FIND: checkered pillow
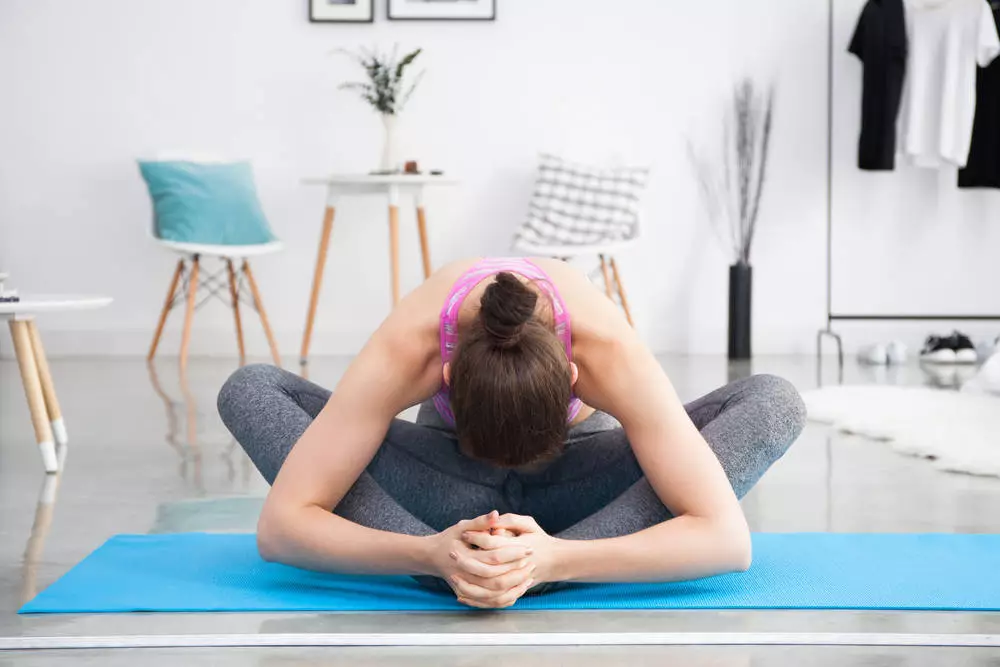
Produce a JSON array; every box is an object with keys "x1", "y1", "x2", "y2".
[{"x1": 517, "y1": 154, "x2": 648, "y2": 248}]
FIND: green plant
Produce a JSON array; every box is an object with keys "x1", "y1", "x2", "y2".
[{"x1": 335, "y1": 45, "x2": 424, "y2": 115}]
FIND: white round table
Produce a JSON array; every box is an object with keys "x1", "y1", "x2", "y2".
[{"x1": 2, "y1": 295, "x2": 113, "y2": 473}]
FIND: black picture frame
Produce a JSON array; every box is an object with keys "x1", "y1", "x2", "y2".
[
  {"x1": 387, "y1": 0, "x2": 496, "y2": 21},
  {"x1": 309, "y1": 0, "x2": 375, "y2": 23}
]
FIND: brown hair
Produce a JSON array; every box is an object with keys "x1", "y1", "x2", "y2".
[{"x1": 449, "y1": 272, "x2": 572, "y2": 468}]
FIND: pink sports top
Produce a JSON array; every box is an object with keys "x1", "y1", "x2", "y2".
[{"x1": 432, "y1": 258, "x2": 584, "y2": 428}]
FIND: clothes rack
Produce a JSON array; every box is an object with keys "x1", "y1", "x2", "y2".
[{"x1": 817, "y1": 0, "x2": 1000, "y2": 371}]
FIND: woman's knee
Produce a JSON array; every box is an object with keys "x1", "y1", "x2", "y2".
[
  {"x1": 217, "y1": 363, "x2": 285, "y2": 426},
  {"x1": 743, "y1": 374, "x2": 807, "y2": 454}
]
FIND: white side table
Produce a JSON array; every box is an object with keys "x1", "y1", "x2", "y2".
[
  {"x1": 299, "y1": 174, "x2": 459, "y2": 365},
  {"x1": 1, "y1": 295, "x2": 113, "y2": 473}
]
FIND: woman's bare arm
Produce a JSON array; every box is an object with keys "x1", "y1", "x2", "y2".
[
  {"x1": 255, "y1": 279, "x2": 448, "y2": 576},
  {"x1": 541, "y1": 261, "x2": 752, "y2": 582}
]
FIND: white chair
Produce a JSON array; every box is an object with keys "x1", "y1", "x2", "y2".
[
  {"x1": 512, "y1": 154, "x2": 647, "y2": 326},
  {"x1": 143, "y1": 153, "x2": 283, "y2": 371}
]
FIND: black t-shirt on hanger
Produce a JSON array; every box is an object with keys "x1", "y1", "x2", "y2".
[
  {"x1": 849, "y1": 0, "x2": 908, "y2": 171},
  {"x1": 959, "y1": 2, "x2": 1000, "y2": 188}
]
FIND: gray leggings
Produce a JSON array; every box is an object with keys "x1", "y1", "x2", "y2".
[{"x1": 218, "y1": 365, "x2": 806, "y2": 541}]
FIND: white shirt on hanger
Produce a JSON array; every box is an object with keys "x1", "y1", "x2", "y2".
[{"x1": 898, "y1": 0, "x2": 1000, "y2": 168}]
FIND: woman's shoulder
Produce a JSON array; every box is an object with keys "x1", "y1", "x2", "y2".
[
  {"x1": 532, "y1": 258, "x2": 634, "y2": 345},
  {"x1": 384, "y1": 255, "x2": 624, "y2": 334},
  {"x1": 376, "y1": 258, "x2": 480, "y2": 351}
]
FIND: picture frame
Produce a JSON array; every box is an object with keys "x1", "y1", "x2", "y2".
[
  {"x1": 387, "y1": 0, "x2": 496, "y2": 22},
  {"x1": 309, "y1": 0, "x2": 374, "y2": 23}
]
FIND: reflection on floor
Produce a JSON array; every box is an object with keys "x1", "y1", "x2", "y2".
[
  {"x1": 145, "y1": 361, "x2": 254, "y2": 496},
  {"x1": 1, "y1": 355, "x2": 999, "y2": 666}
]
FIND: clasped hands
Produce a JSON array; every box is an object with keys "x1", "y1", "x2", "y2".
[{"x1": 429, "y1": 510, "x2": 557, "y2": 609}]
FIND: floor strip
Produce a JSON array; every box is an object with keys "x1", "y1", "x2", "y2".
[{"x1": 2, "y1": 632, "x2": 999, "y2": 650}]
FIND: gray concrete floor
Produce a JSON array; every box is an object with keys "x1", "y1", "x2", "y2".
[{"x1": 1, "y1": 354, "x2": 999, "y2": 665}]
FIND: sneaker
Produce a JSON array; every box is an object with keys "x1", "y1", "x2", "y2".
[
  {"x1": 920, "y1": 335, "x2": 956, "y2": 364},
  {"x1": 949, "y1": 331, "x2": 978, "y2": 364},
  {"x1": 885, "y1": 341, "x2": 908, "y2": 365},
  {"x1": 857, "y1": 343, "x2": 888, "y2": 365}
]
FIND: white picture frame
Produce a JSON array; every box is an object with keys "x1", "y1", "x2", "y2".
[
  {"x1": 387, "y1": 0, "x2": 496, "y2": 21},
  {"x1": 310, "y1": 0, "x2": 374, "y2": 23}
]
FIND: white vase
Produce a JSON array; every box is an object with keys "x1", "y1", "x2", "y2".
[{"x1": 379, "y1": 114, "x2": 399, "y2": 173}]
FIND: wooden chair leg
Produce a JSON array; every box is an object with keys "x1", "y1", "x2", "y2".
[
  {"x1": 599, "y1": 254, "x2": 614, "y2": 300},
  {"x1": 226, "y1": 259, "x2": 246, "y2": 365},
  {"x1": 243, "y1": 260, "x2": 282, "y2": 367},
  {"x1": 301, "y1": 206, "x2": 336, "y2": 365},
  {"x1": 389, "y1": 205, "x2": 401, "y2": 305},
  {"x1": 26, "y1": 320, "x2": 66, "y2": 446},
  {"x1": 148, "y1": 259, "x2": 185, "y2": 361},
  {"x1": 179, "y1": 255, "x2": 200, "y2": 374},
  {"x1": 609, "y1": 257, "x2": 635, "y2": 327},
  {"x1": 416, "y1": 206, "x2": 432, "y2": 279},
  {"x1": 9, "y1": 320, "x2": 58, "y2": 473}
]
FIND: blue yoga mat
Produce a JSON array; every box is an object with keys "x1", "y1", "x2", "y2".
[{"x1": 20, "y1": 533, "x2": 1000, "y2": 614}]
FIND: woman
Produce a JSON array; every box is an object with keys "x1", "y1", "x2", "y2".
[{"x1": 218, "y1": 257, "x2": 805, "y2": 609}]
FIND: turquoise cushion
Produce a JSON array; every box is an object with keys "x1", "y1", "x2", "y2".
[{"x1": 138, "y1": 161, "x2": 276, "y2": 246}]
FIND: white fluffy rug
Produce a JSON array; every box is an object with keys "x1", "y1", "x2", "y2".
[{"x1": 802, "y1": 384, "x2": 1000, "y2": 477}]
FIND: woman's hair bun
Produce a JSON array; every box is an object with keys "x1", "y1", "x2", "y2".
[{"x1": 479, "y1": 272, "x2": 537, "y2": 349}]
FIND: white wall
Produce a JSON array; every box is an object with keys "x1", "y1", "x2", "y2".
[{"x1": 0, "y1": 0, "x2": 992, "y2": 359}]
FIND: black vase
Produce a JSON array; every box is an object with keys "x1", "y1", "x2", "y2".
[{"x1": 728, "y1": 263, "x2": 752, "y2": 360}]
